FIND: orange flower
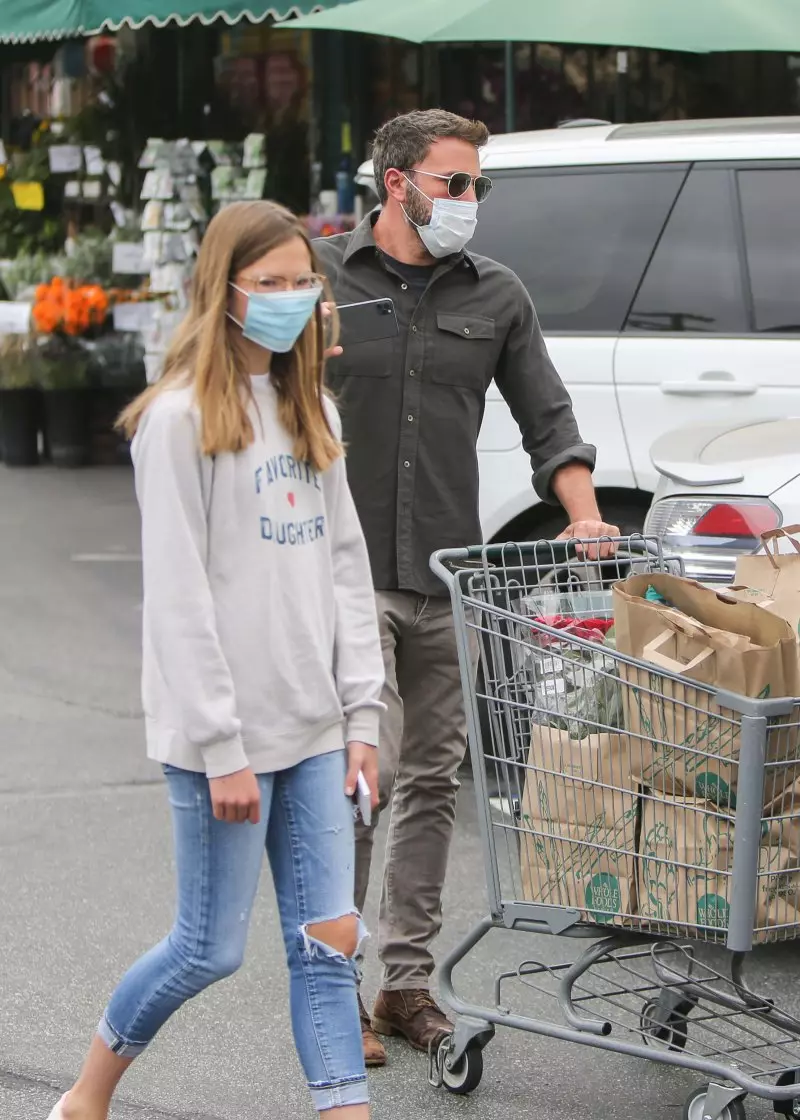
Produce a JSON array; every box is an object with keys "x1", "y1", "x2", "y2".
[{"x1": 32, "y1": 277, "x2": 109, "y2": 338}]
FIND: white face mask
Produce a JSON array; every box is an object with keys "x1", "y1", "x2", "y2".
[{"x1": 402, "y1": 175, "x2": 479, "y2": 259}]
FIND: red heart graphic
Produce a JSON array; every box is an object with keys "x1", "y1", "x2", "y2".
[{"x1": 287, "y1": 492, "x2": 296, "y2": 508}]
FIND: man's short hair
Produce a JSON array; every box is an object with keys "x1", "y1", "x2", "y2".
[{"x1": 371, "y1": 109, "x2": 490, "y2": 204}]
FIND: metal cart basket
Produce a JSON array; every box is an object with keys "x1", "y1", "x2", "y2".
[{"x1": 428, "y1": 538, "x2": 800, "y2": 1120}]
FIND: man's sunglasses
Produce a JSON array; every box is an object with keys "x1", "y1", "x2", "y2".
[{"x1": 404, "y1": 169, "x2": 493, "y2": 204}]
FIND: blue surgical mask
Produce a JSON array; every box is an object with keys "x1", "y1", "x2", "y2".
[
  {"x1": 228, "y1": 285, "x2": 322, "y2": 353},
  {"x1": 403, "y1": 175, "x2": 479, "y2": 259}
]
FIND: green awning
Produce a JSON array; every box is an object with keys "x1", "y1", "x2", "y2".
[
  {"x1": 0, "y1": 0, "x2": 344, "y2": 45},
  {"x1": 292, "y1": 0, "x2": 800, "y2": 53}
]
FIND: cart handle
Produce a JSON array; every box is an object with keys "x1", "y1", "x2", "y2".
[{"x1": 430, "y1": 536, "x2": 663, "y2": 588}]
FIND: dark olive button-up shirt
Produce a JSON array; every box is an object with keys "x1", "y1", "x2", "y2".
[{"x1": 314, "y1": 215, "x2": 596, "y2": 597}]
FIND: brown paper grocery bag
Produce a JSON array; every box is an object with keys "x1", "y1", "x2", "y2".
[
  {"x1": 613, "y1": 572, "x2": 800, "y2": 808},
  {"x1": 638, "y1": 792, "x2": 800, "y2": 940},
  {"x1": 735, "y1": 526, "x2": 800, "y2": 641},
  {"x1": 519, "y1": 724, "x2": 638, "y2": 926},
  {"x1": 613, "y1": 572, "x2": 800, "y2": 696}
]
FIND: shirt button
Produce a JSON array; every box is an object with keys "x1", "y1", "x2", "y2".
[
  {"x1": 411, "y1": 325, "x2": 418, "y2": 332},
  {"x1": 407, "y1": 415, "x2": 414, "y2": 422},
  {"x1": 409, "y1": 369, "x2": 415, "y2": 376},
  {"x1": 464, "y1": 327, "x2": 470, "y2": 335},
  {"x1": 401, "y1": 283, "x2": 408, "y2": 291},
  {"x1": 404, "y1": 461, "x2": 410, "y2": 468}
]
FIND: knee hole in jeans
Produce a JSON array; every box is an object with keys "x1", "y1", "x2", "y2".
[{"x1": 301, "y1": 913, "x2": 365, "y2": 961}]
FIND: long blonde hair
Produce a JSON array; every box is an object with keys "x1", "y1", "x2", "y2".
[{"x1": 118, "y1": 200, "x2": 341, "y2": 472}]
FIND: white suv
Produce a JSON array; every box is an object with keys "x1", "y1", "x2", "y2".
[{"x1": 355, "y1": 117, "x2": 800, "y2": 541}]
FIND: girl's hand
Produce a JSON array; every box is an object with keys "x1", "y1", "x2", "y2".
[
  {"x1": 345, "y1": 741, "x2": 379, "y2": 810},
  {"x1": 322, "y1": 301, "x2": 343, "y2": 359},
  {"x1": 209, "y1": 767, "x2": 261, "y2": 824}
]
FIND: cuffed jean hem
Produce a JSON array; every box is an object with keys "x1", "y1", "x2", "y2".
[
  {"x1": 97, "y1": 1015, "x2": 149, "y2": 1059},
  {"x1": 309, "y1": 1075, "x2": 369, "y2": 1112}
]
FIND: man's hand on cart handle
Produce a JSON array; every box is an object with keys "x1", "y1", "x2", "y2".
[{"x1": 557, "y1": 519, "x2": 621, "y2": 560}]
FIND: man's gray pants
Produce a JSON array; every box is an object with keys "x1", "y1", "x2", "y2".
[{"x1": 355, "y1": 590, "x2": 476, "y2": 992}]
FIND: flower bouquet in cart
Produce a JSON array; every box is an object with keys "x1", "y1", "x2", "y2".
[
  {"x1": 32, "y1": 277, "x2": 110, "y2": 465},
  {"x1": 515, "y1": 586, "x2": 623, "y2": 741}
]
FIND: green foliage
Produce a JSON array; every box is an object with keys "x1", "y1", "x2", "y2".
[
  {"x1": 0, "y1": 184, "x2": 64, "y2": 261},
  {"x1": 59, "y1": 229, "x2": 114, "y2": 287},
  {"x1": 37, "y1": 336, "x2": 92, "y2": 391},
  {"x1": 0, "y1": 250, "x2": 63, "y2": 300},
  {"x1": 0, "y1": 336, "x2": 41, "y2": 389}
]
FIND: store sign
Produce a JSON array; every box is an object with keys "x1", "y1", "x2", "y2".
[
  {"x1": 112, "y1": 241, "x2": 148, "y2": 274},
  {"x1": 0, "y1": 302, "x2": 32, "y2": 334}
]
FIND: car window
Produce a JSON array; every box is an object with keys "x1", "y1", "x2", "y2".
[
  {"x1": 738, "y1": 167, "x2": 800, "y2": 334},
  {"x1": 626, "y1": 167, "x2": 748, "y2": 334},
  {"x1": 467, "y1": 166, "x2": 685, "y2": 333}
]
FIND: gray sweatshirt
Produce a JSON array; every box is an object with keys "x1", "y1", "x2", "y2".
[{"x1": 131, "y1": 375, "x2": 385, "y2": 778}]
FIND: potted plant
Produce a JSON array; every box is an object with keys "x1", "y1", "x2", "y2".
[
  {"x1": 0, "y1": 336, "x2": 42, "y2": 467},
  {"x1": 32, "y1": 277, "x2": 108, "y2": 467},
  {"x1": 88, "y1": 331, "x2": 146, "y2": 465}
]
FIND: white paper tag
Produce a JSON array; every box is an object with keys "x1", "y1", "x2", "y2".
[
  {"x1": 0, "y1": 301, "x2": 32, "y2": 333},
  {"x1": 143, "y1": 231, "x2": 163, "y2": 266},
  {"x1": 112, "y1": 241, "x2": 148, "y2": 274},
  {"x1": 0, "y1": 141, "x2": 7, "y2": 165},
  {"x1": 144, "y1": 353, "x2": 164, "y2": 383},
  {"x1": 48, "y1": 144, "x2": 83, "y2": 174},
  {"x1": 84, "y1": 146, "x2": 105, "y2": 176},
  {"x1": 113, "y1": 302, "x2": 156, "y2": 332}
]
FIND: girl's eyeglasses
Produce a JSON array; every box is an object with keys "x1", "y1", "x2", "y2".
[
  {"x1": 404, "y1": 169, "x2": 493, "y2": 204},
  {"x1": 237, "y1": 273, "x2": 326, "y2": 294}
]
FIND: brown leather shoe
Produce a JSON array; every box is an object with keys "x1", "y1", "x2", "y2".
[
  {"x1": 371, "y1": 989, "x2": 453, "y2": 1052},
  {"x1": 359, "y1": 993, "x2": 387, "y2": 1067}
]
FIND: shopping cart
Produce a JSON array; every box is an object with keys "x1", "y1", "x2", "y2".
[{"x1": 428, "y1": 537, "x2": 800, "y2": 1120}]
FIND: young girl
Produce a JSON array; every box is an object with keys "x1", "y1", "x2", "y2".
[{"x1": 49, "y1": 200, "x2": 383, "y2": 1120}]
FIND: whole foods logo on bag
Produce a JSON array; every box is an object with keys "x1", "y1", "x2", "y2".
[
  {"x1": 694, "y1": 772, "x2": 734, "y2": 809},
  {"x1": 585, "y1": 871, "x2": 622, "y2": 924},
  {"x1": 696, "y1": 893, "x2": 730, "y2": 929}
]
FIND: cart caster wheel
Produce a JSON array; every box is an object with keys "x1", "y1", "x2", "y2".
[
  {"x1": 640, "y1": 998, "x2": 689, "y2": 1051},
  {"x1": 684, "y1": 1087, "x2": 746, "y2": 1120},
  {"x1": 438, "y1": 1038, "x2": 484, "y2": 1095},
  {"x1": 774, "y1": 1069, "x2": 800, "y2": 1117}
]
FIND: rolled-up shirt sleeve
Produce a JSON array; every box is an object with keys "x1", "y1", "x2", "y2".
[{"x1": 494, "y1": 279, "x2": 597, "y2": 504}]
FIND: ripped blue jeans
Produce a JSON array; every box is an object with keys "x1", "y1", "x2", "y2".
[{"x1": 99, "y1": 751, "x2": 368, "y2": 1112}]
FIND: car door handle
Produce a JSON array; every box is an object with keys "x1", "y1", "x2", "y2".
[{"x1": 660, "y1": 372, "x2": 757, "y2": 397}]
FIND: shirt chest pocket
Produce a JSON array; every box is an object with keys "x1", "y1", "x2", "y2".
[{"x1": 431, "y1": 313, "x2": 496, "y2": 389}]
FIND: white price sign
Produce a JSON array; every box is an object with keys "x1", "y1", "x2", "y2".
[
  {"x1": 113, "y1": 302, "x2": 156, "y2": 333},
  {"x1": 0, "y1": 301, "x2": 32, "y2": 334},
  {"x1": 48, "y1": 144, "x2": 83, "y2": 174},
  {"x1": 112, "y1": 242, "x2": 148, "y2": 274},
  {"x1": 84, "y1": 146, "x2": 105, "y2": 176}
]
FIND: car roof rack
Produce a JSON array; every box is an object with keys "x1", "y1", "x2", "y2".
[{"x1": 557, "y1": 118, "x2": 613, "y2": 128}]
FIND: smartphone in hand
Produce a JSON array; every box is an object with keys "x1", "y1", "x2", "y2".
[{"x1": 356, "y1": 772, "x2": 372, "y2": 827}]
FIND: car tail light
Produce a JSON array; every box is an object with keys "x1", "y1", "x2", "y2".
[
  {"x1": 692, "y1": 502, "x2": 780, "y2": 539},
  {"x1": 645, "y1": 498, "x2": 780, "y2": 547}
]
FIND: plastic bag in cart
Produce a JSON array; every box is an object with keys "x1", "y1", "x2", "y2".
[{"x1": 519, "y1": 613, "x2": 623, "y2": 741}]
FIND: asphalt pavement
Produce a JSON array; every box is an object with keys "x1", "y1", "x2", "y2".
[{"x1": 1, "y1": 465, "x2": 797, "y2": 1120}]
